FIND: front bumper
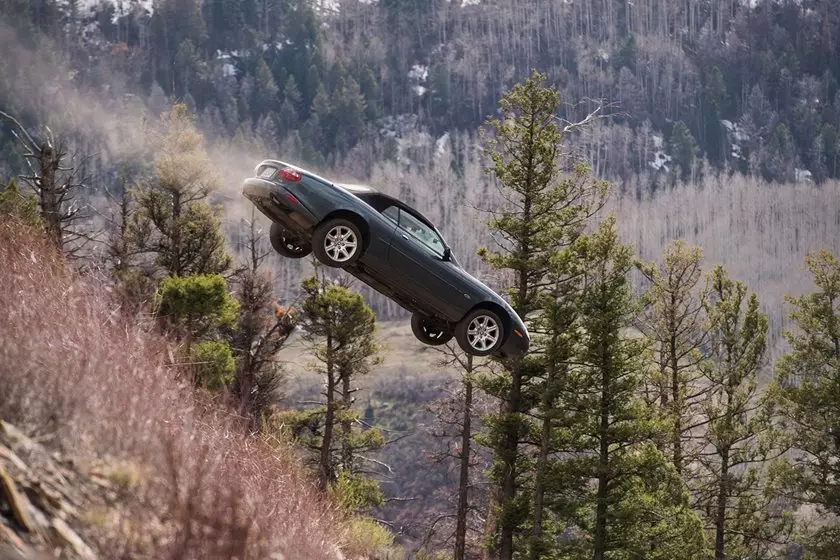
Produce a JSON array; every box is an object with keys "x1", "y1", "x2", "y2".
[{"x1": 500, "y1": 328, "x2": 530, "y2": 358}]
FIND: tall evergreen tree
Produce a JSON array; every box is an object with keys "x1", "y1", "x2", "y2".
[
  {"x1": 669, "y1": 121, "x2": 701, "y2": 184},
  {"x1": 555, "y1": 217, "x2": 708, "y2": 560},
  {"x1": 276, "y1": 273, "x2": 383, "y2": 492},
  {"x1": 130, "y1": 103, "x2": 231, "y2": 278},
  {"x1": 251, "y1": 56, "x2": 279, "y2": 120},
  {"x1": 526, "y1": 232, "x2": 586, "y2": 560},
  {"x1": 774, "y1": 250, "x2": 840, "y2": 558},
  {"x1": 477, "y1": 69, "x2": 607, "y2": 559},
  {"x1": 695, "y1": 266, "x2": 792, "y2": 560},
  {"x1": 638, "y1": 240, "x2": 710, "y2": 476},
  {"x1": 230, "y1": 208, "x2": 296, "y2": 428}
]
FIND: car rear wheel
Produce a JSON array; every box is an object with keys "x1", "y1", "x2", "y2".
[
  {"x1": 270, "y1": 223, "x2": 312, "y2": 258},
  {"x1": 455, "y1": 308, "x2": 505, "y2": 356},
  {"x1": 313, "y1": 218, "x2": 364, "y2": 267},
  {"x1": 411, "y1": 313, "x2": 454, "y2": 346}
]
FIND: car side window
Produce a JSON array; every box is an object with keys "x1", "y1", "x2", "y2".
[
  {"x1": 397, "y1": 209, "x2": 446, "y2": 257},
  {"x1": 382, "y1": 205, "x2": 400, "y2": 225}
]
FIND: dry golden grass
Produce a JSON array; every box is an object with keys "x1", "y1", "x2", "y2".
[{"x1": 0, "y1": 219, "x2": 348, "y2": 559}]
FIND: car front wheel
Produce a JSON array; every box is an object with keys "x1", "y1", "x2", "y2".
[
  {"x1": 455, "y1": 308, "x2": 505, "y2": 356},
  {"x1": 270, "y1": 223, "x2": 312, "y2": 258},
  {"x1": 411, "y1": 313, "x2": 454, "y2": 346},
  {"x1": 313, "y1": 218, "x2": 364, "y2": 267}
]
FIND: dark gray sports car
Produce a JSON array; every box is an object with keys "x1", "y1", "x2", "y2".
[{"x1": 242, "y1": 159, "x2": 530, "y2": 358}]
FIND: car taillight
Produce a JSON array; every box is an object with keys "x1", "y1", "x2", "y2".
[{"x1": 278, "y1": 167, "x2": 301, "y2": 182}]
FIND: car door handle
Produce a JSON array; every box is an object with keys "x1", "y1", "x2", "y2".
[{"x1": 401, "y1": 234, "x2": 409, "y2": 240}]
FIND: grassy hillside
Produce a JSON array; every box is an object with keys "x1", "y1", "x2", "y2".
[{"x1": 0, "y1": 218, "x2": 360, "y2": 559}]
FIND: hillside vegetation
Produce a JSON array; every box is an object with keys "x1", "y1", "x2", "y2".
[{"x1": 0, "y1": 218, "x2": 350, "y2": 559}]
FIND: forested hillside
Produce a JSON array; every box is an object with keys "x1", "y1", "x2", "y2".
[
  {"x1": 3, "y1": 1, "x2": 840, "y2": 560},
  {"x1": 6, "y1": 0, "x2": 840, "y2": 183}
]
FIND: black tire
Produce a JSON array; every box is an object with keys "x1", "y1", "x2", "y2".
[
  {"x1": 411, "y1": 313, "x2": 454, "y2": 346},
  {"x1": 455, "y1": 308, "x2": 506, "y2": 356},
  {"x1": 312, "y1": 217, "x2": 364, "y2": 267},
  {"x1": 270, "y1": 222, "x2": 312, "y2": 258}
]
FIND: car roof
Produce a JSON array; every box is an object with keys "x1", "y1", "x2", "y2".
[{"x1": 352, "y1": 190, "x2": 441, "y2": 231}]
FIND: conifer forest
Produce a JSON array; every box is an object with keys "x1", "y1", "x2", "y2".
[{"x1": 1, "y1": 1, "x2": 840, "y2": 559}]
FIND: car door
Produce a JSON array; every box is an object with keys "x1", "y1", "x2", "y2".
[{"x1": 385, "y1": 206, "x2": 466, "y2": 319}]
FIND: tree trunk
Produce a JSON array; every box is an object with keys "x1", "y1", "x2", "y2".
[
  {"x1": 455, "y1": 356, "x2": 474, "y2": 560},
  {"x1": 319, "y1": 334, "x2": 335, "y2": 490},
  {"x1": 171, "y1": 190, "x2": 182, "y2": 276},
  {"x1": 499, "y1": 148, "x2": 534, "y2": 560},
  {"x1": 498, "y1": 364, "x2": 522, "y2": 560},
  {"x1": 482, "y1": 488, "x2": 501, "y2": 560},
  {"x1": 593, "y1": 372, "x2": 610, "y2": 560},
  {"x1": 530, "y1": 356, "x2": 558, "y2": 560},
  {"x1": 670, "y1": 332, "x2": 682, "y2": 474},
  {"x1": 38, "y1": 145, "x2": 63, "y2": 250},
  {"x1": 714, "y1": 448, "x2": 729, "y2": 560},
  {"x1": 594, "y1": 347, "x2": 611, "y2": 560},
  {"x1": 340, "y1": 366, "x2": 353, "y2": 471}
]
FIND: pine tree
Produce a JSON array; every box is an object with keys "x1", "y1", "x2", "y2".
[
  {"x1": 303, "y1": 82, "x2": 331, "y2": 154},
  {"x1": 695, "y1": 266, "x2": 792, "y2": 560},
  {"x1": 553, "y1": 217, "x2": 708, "y2": 560},
  {"x1": 251, "y1": 56, "x2": 279, "y2": 120},
  {"x1": 274, "y1": 273, "x2": 383, "y2": 492},
  {"x1": 701, "y1": 66, "x2": 728, "y2": 167},
  {"x1": 279, "y1": 75, "x2": 303, "y2": 130},
  {"x1": 638, "y1": 240, "x2": 709, "y2": 475},
  {"x1": 130, "y1": 103, "x2": 231, "y2": 278},
  {"x1": 425, "y1": 345, "x2": 491, "y2": 560},
  {"x1": 477, "y1": 69, "x2": 607, "y2": 559},
  {"x1": 669, "y1": 121, "x2": 701, "y2": 184},
  {"x1": 774, "y1": 250, "x2": 840, "y2": 558},
  {"x1": 526, "y1": 233, "x2": 586, "y2": 560},
  {"x1": 332, "y1": 76, "x2": 366, "y2": 155}
]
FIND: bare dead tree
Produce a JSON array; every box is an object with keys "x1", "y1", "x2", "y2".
[{"x1": 0, "y1": 110, "x2": 95, "y2": 256}]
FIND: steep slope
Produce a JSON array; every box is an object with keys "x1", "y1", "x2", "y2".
[{"x1": 0, "y1": 219, "x2": 346, "y2": 559}]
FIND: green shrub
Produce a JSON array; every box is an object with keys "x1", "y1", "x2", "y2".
[{"x1": 191, "y1": 340, "x2": 235, "y2": 390}]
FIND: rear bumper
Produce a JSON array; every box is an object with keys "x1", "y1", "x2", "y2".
[
  {"x1": 243, "y1": 178, "x2": 274, "y2": 200},
  {"x1": 242, "y1": 178, "x2": 317, "y2": 233}
]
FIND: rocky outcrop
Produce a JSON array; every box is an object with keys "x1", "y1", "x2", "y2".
[{"x1": 0, "y1": 420, "x2": 107, "y2": 559}]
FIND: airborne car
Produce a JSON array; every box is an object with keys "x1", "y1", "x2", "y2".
[{"x1": 242, "y1": 159, "x2": 530, "y2": 358}]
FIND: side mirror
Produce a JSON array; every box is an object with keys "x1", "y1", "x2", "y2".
[{"x1": 443, "y1": 247, "x2": 451, "y2": 261}]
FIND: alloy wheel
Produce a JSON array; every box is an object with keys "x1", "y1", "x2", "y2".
[
  {"x1": 466, "y1": 315, "x2": 499, "y2": 352},
  {"x1": 324, "y1": 225, "x2": 358, "y2": 263}
]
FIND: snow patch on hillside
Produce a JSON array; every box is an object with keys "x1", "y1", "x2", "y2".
[
  {"x1": 721, "y1": 119, "x2": 749, "y2": 161},
  {"x1": 649, "y1": 134, "x2": 671, "y2": 171},
  {"x1": 409, "y1": 64, "x2": 429, "y2": 97},
  {"x1": 313, "y1": 0, "x2": 341, "y2": 15},
  {"x1": 435, "y1": 132, "x2": 451, "y2": 161},
  {"x1": 77, "y1": 0, "x2": 155, "y2": 23}
]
